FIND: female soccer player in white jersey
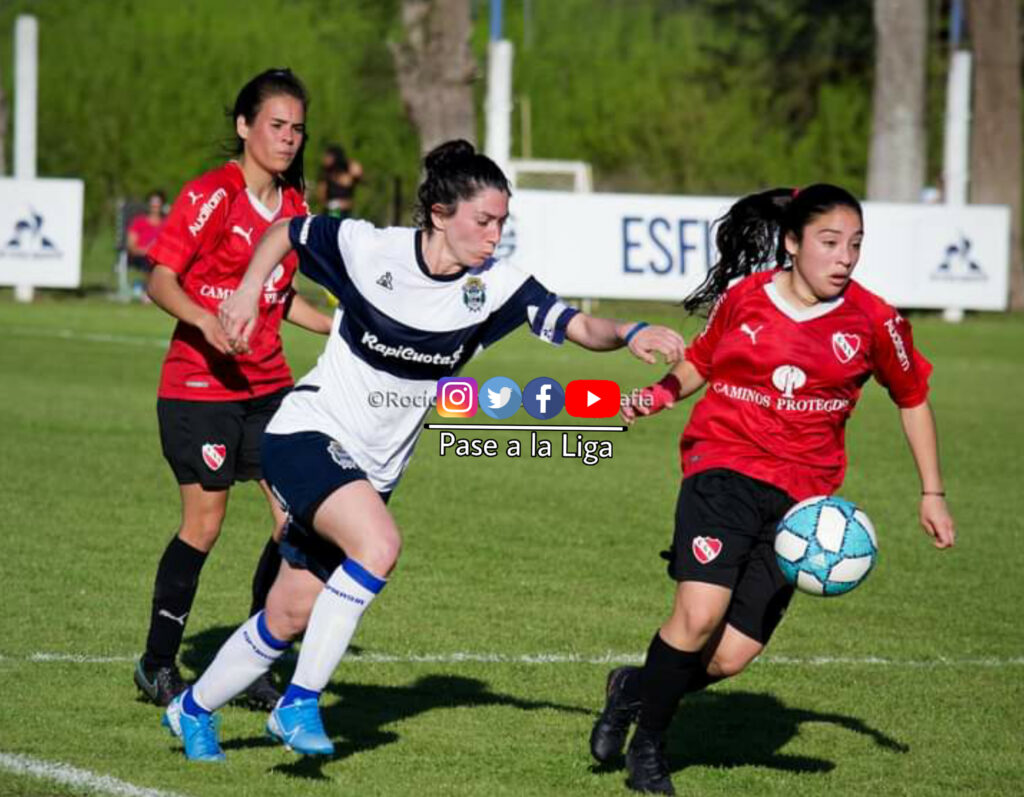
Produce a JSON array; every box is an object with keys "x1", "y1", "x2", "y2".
[
  {"x1": 134, "y1": 69, "x2": 331, "y2": 712},
  {"x1": 158, "y1": 139, "x2": 687, "y2": 761},
  {"x1": 588, "y1": 184, "x2": 957, "y2": 795}
]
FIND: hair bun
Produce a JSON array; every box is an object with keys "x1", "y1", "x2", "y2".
[{"x1": 424, "y1": 139, "x2": 476, "y2": 174}]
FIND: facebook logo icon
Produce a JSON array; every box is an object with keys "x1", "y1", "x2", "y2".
[{"x1": 522, "y1": 377, "x2": 565, "y2": 420}]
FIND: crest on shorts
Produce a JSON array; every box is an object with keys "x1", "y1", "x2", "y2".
[
  {"x1": 831, "y1": 332, "x2": 861, "y2": 364},
  {"x1": 692, "y1": 536, "x2": 723, "y2": 565},
  {"x1": 327, "y1": 440, "x2": 359, "y2": 470},
  {"x1": 201, "y1": 443, "x2": 226, "y2": 471},
  {"x1": 462, "y1": 277, "x2": 486, "y2": 312}
]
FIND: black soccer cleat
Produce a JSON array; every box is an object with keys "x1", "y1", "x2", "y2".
[
  {"x1": 233, "y1": 672, "x2": 282, "y2": 712},
  {"x1": 590, "y1": 666, "x2": 642, "y2": 763},
  {"x1": 134, "y1": 657, "x2": 187, "y2": 706},
  {"x1": 625, "y1": 727, "x2": 675, "y2": 795}
]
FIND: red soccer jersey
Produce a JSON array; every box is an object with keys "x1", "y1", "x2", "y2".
[
  {"x1": 149, "y1": 162, "x2": 309, "y2": 401},
  {"x1": 127, "y1": 214, "x2": 163, "y2": 251},
  {"x1": 681, "y1": 270, "x2": 932, "y2": 500}
]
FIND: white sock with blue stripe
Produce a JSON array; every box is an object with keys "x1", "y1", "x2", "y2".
[
  {"x1": 190, "y1": 611, "x2": 291, "y2": 712},
  {"x1": 288, "y1": 559, "x2": 386, "y2": 698}
]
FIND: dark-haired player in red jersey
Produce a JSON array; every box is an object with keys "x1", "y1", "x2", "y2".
[
  {"x1": 590, "y1": 184, "x2": 956, "y2": 795},
  {"x1": 134, "y1": 69, "x2": 331, "y2": 712}
]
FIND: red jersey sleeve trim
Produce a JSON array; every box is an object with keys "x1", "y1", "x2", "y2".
[{"x1": 892, "y1": 349, "x2": 932, "y2": 408}]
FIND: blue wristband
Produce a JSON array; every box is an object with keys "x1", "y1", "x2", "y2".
[{"x1": 623, "y1": 322, "x2": 649, "y2": 346}]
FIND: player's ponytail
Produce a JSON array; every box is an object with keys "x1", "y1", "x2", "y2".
[
  {"x1": 683, "y1": 188, "x2": 792, "y2": 314},
  {"x1": 683, "y1": 183, "x2": 862, "y2": 314},
  {"x1": 230, "y1": 68, "x2": 310, "y2": 193},
  {"x1": 415, "y1": 139, "x2": 511, "y2": 230}
]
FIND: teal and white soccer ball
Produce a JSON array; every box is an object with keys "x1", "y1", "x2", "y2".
[{"x1": 774, "y1": 495, "x2": 878, "y2": 597}]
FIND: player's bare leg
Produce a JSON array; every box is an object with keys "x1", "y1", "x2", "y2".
[{"x1": 268, "y1": 481, "x2": 399, "y2": 756}]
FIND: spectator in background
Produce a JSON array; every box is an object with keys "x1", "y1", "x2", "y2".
[
  {"x1": 315, "y1": 144, "x2": 362, "y2": 219},
  {"x1": 127, "y1": 190, "x2": 167, "y2": 299}
]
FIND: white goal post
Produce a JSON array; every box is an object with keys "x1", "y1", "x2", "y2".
[
  {"x1": 506, "y1": 159, "x2": 593, "y2": 193},
  {"x1": 505, "y1": 159, "x2": 595, "y2": 312}
]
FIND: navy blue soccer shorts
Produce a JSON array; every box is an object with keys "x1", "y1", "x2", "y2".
[{"x1": 262, "y1": 431, "x2": 391, "y2": 583}]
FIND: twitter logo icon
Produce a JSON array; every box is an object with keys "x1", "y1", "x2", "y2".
[{"x1": 479, "y1": 376, "x2": 522, "y2": 420}]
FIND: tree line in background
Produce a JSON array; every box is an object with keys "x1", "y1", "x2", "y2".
[{"x1": 0, "y1": 0, "x2": 1020, "y2": 304}]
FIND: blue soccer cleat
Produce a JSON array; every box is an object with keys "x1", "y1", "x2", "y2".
[
  {"x1": 267, "y1": 697, "x2": 334, "y2": 756},
  {"x1": 162, "y1": 693, "x2": 226, "y2": 762}
]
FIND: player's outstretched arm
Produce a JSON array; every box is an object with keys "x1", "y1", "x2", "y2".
[
  {"x1": 565, "y1": 315, "x2": 686, "y2": 364},
  {"x1": 147, "y1": 264, "x2": 232, "y2": 355},
  {"x1": 621, "y1": 360, "x2": 705, "y2": 425},
  {"x1": 899, "y1": 401, "x2": 956, "y2": 549},
  {"x1": 219, "y1": 218, "x2": 295, "y2": 348}
]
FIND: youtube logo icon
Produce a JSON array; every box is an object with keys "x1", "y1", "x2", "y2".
[{"x1": 565, "y1": 379, "x2": 622, "y2": 418}]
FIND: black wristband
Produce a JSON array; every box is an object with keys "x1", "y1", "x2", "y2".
[{"x1": 921, "y1": 491, "x2": 946, "y2": 497}]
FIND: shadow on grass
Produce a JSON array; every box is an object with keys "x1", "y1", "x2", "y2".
[
  {"x1": 180, "y1": 626, "x2": 591, "y2": 780},
  {"x1": 263, "y1": 674, "x2": 590, "y2": 780},
  {"x1": 593, "y1": 689, "x2": 908, "y2": 778}
]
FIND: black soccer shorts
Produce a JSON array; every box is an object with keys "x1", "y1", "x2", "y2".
[
  {"x1": 156, "y1": 388, "x2": 287, "y2": 489},
  {"x1": 665, "y1": 468, "x2": 797, "y2": 644}
]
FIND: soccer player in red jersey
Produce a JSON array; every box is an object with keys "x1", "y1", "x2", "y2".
[
  {"x1": 134, "y1": 69, "x2": 332, "y2": 711},
  {"x1": 590, "y1": 184, "x2": 957, "y2": 795}
]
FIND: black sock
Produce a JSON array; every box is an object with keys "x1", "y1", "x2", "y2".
[
  {"x1": 685, "y1": 668, "x2": 723, "y2": 695},
  {"x1": 621, "y1": 660, "x2": 718, "y2": 701},
  {"x1": 143, "y1": 536, "x2": 207, "y2": 670},
  {"x1": 621, "y1": 666, "x2": 642, "y2": 702},
  {"x1": 637, "y1": 632, "x2": 704, "y2": 734},
  {"x1": 248, "y1": 536, "x2": 282, "y2": 617}
]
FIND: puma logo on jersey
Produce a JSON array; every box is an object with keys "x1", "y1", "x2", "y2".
[
  {"x1": 158, "y1": 609, "x2": 189, "y2": 627},
  {"x1": 740, "y1": 323, "x2": 763, "y2": 344},
  {"x1": 231, "y1": 225, "x2": 254, "y2": 246},
  {"x1": 187, "y1": 190, "x2": 204, "y2": 206}
]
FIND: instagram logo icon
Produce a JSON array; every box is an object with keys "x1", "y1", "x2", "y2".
[{"x1": 436, "y1": 377, "x2": 478, "y2": 418}]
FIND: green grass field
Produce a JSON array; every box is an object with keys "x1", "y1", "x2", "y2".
[{"x1": 0, "y1": 296, "x2": 1021, "y2": 796}]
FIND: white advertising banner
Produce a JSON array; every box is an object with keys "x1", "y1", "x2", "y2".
[
  {"x1": 503, "y1": 189, "x2": 1010, "y2": 310},
  {"x1": 0, "y1": 178, "x2": 84, "y2": 289}
]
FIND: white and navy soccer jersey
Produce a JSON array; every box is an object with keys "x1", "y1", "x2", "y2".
[{"x1": 265, "y1": 215, "x2": 579, "y2": 491}]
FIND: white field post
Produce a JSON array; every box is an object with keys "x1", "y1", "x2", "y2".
[
  {"x1": 13, "y1": 15, "x2": 38, "y2": 303},
  {"x1": 114, "y1": 199, "x2": 131, "y2": 302},
  {"x1": 941, "y1": 50, "x2": 972, "y2": 323},
  {"x1": 506, "y1": 159, "x2": 595, "y2": 313},
  {"x1": 485, "y1": 39, "x2": 513, "y2": 175}
]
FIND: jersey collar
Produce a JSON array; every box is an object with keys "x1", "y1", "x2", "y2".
[
  {"x1": 764, "y1": 280, "x2": 844, "y2": 322},
  {"x1": 415, "y1": 229, "x2": 464, "y2": 283},
  {"x1": 245, "y1": 186, "x2": 282, "y2": 222}
]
